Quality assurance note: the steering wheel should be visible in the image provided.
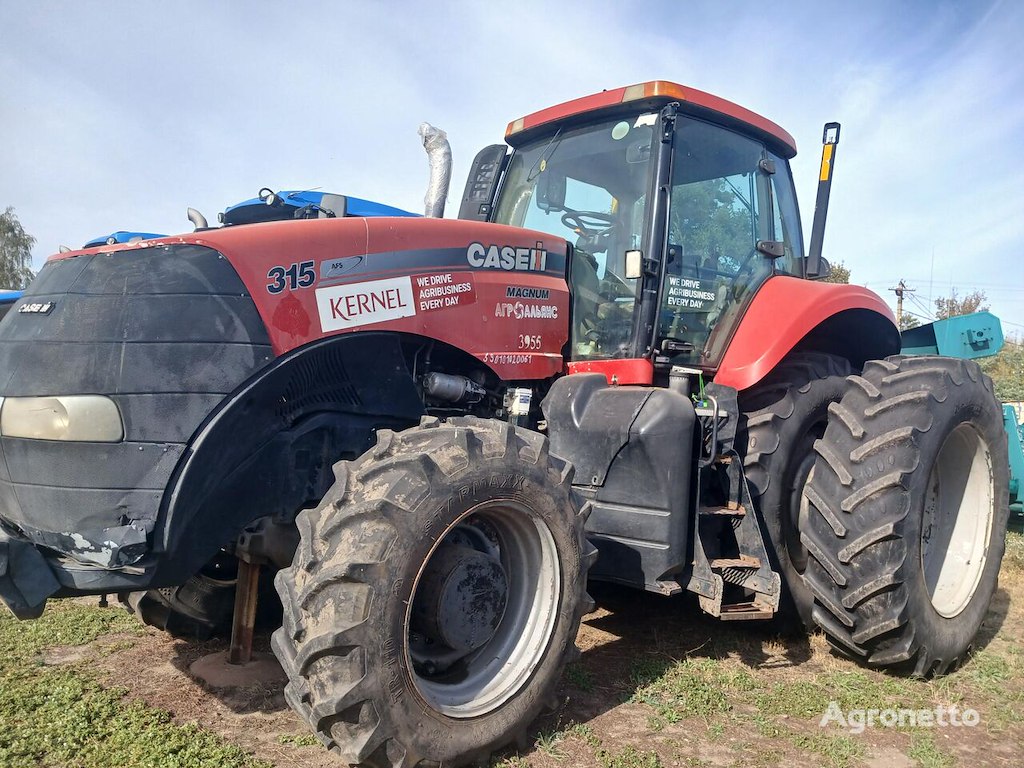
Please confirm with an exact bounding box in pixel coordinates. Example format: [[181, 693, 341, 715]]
[[600, 269, 635, 300], [561, 210, 615, 236]]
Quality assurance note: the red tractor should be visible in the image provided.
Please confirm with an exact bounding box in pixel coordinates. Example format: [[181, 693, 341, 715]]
[[0, 82, 1009, 767]]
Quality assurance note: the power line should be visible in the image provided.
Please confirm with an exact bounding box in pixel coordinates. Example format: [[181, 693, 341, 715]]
[[907, 293, 935, 320], [873, 278, 1024, 292]]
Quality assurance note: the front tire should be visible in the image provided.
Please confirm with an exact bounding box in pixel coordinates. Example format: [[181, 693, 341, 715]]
[[272, 416, 595, 767], [802, 356, 1009, 675]]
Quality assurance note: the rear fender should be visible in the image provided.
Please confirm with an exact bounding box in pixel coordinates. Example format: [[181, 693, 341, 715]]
[[715, 276, 899, 390]]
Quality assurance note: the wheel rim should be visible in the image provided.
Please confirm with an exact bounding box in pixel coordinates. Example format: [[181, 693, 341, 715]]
[[921, 423, 995, 618], [406, 500, 561, 718]]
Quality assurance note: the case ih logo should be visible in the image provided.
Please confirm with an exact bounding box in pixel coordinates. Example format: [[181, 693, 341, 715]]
[[315, 276, 415, 332], [18, 301, 56, 315], [467, 241, 547, 271]]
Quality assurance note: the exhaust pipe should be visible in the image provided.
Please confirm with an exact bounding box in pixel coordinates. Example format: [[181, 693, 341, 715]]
[[419, 122, 452, 218], [187, 207, 209, 231]]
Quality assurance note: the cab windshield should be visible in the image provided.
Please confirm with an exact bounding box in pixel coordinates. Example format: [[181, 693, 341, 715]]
[[493, 114, 657, 359]]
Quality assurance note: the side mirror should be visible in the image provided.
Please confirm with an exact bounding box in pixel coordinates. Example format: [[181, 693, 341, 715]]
[[536, 170, 566, 212], [624, 250, 643, 280], [458, 145, 508, 221], [626, 140, 651, 164]]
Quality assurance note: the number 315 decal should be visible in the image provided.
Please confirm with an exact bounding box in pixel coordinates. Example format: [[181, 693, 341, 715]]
[[267, 261, 315, 294]]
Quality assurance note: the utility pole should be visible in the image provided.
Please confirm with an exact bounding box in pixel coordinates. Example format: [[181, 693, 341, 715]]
[[889, 280, 915, 327]]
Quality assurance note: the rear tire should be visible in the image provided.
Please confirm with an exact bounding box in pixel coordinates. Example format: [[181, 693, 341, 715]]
[[272, 416, 595, 767], [803, 356, 1009, 675], [739, 352, 851, 629]]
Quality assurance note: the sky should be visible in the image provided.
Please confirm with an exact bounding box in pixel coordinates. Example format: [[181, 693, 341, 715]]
[[1, 0, 1022, 335]]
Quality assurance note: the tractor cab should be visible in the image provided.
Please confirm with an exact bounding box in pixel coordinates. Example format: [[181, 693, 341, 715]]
[[465, 82, 805, 372]]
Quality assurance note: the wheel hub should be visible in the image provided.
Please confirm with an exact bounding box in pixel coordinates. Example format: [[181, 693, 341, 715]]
[[411, 544, 508, 653]]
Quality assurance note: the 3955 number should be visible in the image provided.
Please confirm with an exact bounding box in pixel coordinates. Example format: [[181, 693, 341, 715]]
[[267, 261, 315, 294]]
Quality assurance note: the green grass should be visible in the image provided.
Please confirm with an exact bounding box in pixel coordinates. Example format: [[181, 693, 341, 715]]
[[625, 651, 1020, 766], [491, 756, 530, 768], [790, 732, 865, 768], [531, 721, 603, 759], [565, 662, 594, 692], [0, 602, 269, 768], [907, 732, 956, 768], [562, 722, 601, 748], [756, 669, 927, 720], [628, 656, 755, 724], [596, 745, 663, 768], [534, 728, 565, 759], [0, 601, 142, 661], [934, 645, 1024, 731], [276, 732, 320, 747]]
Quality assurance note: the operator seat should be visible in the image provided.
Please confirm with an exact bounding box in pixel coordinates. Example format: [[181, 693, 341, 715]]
[[570, 248, 602, 349]]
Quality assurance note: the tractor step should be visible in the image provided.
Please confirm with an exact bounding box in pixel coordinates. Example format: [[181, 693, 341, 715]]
[[718, 601, 775, 621], [700, 504, 746, 517], [685, 410, 783, 620], [694, 406, 723, 419], [710, 555, 760, 570]]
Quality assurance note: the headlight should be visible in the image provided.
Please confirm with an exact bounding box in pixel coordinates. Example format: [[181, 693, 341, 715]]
[[0, 395, 124, 442]]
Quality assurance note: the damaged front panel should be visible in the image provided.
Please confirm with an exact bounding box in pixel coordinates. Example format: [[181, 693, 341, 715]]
[[0, 244, 272, 582]]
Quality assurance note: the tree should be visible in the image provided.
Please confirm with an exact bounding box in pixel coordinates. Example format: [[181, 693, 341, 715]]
[[899, 313, 921, 331], [823, 261, 850, 284], [934, 288, 988, 319], [980, 337, 1024, 402], [0, 207, 35, 289], [669, 178, 752, 274]]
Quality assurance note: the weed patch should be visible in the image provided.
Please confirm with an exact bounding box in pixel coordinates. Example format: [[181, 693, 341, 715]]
[[596, 744, 663, 768], [907, 731, 956, 768], [565, 662, 594, 692], [790, 732, 864, 768], [629, 656, 754, 724], [0, 603, 268, 768]]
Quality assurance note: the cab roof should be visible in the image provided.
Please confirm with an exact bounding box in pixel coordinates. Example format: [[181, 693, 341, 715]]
[[505, 81, 797, 158]]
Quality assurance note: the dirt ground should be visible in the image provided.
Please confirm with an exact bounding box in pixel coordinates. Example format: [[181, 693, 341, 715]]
[[48, 545, 1024, 768]]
